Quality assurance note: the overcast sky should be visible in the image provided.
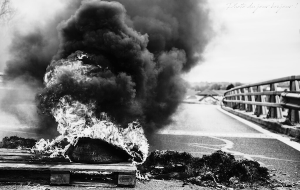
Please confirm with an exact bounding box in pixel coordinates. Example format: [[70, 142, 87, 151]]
[[184, 0, 300, 83], [0, 0, 299, 84]]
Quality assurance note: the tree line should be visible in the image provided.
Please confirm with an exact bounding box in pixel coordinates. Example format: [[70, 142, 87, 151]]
[[191, 82, 243, 91]]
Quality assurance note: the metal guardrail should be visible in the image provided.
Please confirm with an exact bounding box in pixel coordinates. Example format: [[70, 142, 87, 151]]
[[223, 75, 300, 124]]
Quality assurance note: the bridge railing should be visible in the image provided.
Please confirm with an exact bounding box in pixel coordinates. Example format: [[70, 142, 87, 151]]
[[223, 75, 300, 124]]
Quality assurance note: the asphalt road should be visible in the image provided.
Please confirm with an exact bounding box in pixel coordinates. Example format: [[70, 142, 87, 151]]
[[149, 104, 300, 182], [0, 89, 299, 183]]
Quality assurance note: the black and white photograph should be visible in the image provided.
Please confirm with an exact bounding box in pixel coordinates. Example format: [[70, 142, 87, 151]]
[[0, 0, 299, 189]]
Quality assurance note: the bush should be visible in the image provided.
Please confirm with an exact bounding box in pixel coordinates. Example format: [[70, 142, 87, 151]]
[[1, 136, 37, 149]]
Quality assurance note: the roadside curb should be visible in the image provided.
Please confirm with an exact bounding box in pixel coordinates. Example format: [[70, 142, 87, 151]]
[[221, 106, 300, 139]]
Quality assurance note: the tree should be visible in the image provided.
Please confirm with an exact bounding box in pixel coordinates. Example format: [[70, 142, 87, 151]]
[[226, 84, 234, 90], [210, 83, 222, 90], [234, 82, 243, 87], [0, 0, 14, 23]]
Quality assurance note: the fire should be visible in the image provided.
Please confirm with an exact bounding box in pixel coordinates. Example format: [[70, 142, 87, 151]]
[[6, 0, 213, 159], [33, 52, 148, 163]]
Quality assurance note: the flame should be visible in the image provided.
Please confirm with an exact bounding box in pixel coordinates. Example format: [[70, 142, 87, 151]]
[[33, 52, 149, 163]]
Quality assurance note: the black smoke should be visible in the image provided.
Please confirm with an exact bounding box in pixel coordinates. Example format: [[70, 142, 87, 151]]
[[2, 0, 82, 138], [116, 0, 212, 72], [4, 0, 213, 138], [5, 0, 82, 84]]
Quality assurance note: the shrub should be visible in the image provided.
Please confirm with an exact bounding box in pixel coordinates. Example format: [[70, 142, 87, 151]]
[[1, 136, 37, 149]]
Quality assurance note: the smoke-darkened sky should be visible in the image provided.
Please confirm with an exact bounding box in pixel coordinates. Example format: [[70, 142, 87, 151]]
[[0, 0, 214, 137], [1, 0, 299, 83]]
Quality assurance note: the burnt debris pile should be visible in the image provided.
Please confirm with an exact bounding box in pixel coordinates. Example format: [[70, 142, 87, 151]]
[[138, 150, 270, 188]]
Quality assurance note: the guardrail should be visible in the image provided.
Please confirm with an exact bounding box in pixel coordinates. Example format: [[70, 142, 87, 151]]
[[223, 75, 300, 124]]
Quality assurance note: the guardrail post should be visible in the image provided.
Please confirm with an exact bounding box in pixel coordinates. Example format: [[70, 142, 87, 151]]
[[288, 80, 300, 123], [226, 92, 230, 108], [239, 89, 245, 110], [268, 83, 282, 119], [244, 88, 250, 112], [224, 92, 228, 107], [255, 86, 267, 117], [230, 91, 234, 108], [261, 86, 267, 115], [244, 88, 251, 112], [275, 94, 282, 118], [249, 87, 256, 112], [231, 91, 234, 108], [237, 89, 241, 109], [233, 90, 239, 109]]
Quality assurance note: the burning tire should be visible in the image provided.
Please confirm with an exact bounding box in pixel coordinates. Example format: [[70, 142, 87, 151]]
[[65, 137, 132, 163]]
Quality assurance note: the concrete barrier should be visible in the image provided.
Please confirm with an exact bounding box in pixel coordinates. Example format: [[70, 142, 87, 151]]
[[221, 106, 300, 139]]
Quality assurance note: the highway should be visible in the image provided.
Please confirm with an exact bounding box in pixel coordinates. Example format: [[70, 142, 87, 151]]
[[0, 92, 299, 181], [149, 103, 300, 181]]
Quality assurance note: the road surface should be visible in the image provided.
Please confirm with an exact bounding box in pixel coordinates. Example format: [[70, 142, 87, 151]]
[[149, 103, 300, 181]]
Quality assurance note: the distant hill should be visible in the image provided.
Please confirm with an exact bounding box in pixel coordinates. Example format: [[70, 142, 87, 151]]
[[189, 81, 244, 91]]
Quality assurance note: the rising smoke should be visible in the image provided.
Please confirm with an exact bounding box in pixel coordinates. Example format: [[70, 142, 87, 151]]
[[2, 0, 82, 138], [3, 0, 213, 138]]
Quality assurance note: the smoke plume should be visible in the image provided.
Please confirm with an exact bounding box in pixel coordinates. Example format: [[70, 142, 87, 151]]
[[2, 0, 82, 138], [116, 0, 212, 72], [4, 0, 213, 138]]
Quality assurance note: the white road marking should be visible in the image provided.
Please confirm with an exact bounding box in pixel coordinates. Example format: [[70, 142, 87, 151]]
[[158, 131, 300, 166], [188, 137, 300, 167], [189, 151, 215, 155], [158, 130, 274, 139], [157, 106, 300, 168], [217, 106, 300, 152], [188, 143, 222, 151]]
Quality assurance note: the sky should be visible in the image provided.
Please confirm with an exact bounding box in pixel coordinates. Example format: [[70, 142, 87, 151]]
[[184, 0, 300, 83], [0, 0, 299, 84]]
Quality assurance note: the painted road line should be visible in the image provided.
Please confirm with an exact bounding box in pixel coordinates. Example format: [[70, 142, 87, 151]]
[[157, 130, 274, 139], [188, 137, 300, 167], [217, 106, 300, 152]]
